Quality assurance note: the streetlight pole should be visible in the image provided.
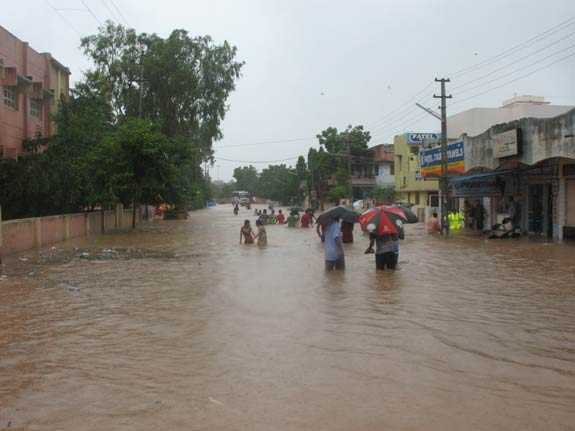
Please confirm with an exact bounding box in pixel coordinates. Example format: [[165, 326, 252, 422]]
[[433, 78, 452, 235]]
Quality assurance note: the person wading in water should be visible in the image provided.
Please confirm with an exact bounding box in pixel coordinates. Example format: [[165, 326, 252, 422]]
[[240, 220, 255, 244]]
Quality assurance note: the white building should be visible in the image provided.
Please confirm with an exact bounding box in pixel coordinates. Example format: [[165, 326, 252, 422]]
[[447, 95, 574, 139], [369, 144, 395, 186]]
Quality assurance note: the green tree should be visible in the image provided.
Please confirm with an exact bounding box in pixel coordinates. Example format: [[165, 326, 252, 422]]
[[233, 165, 259, 194], [371, 185, 396, 205], [314, 125, 372, 203], [307, 147, 333, 210], [326, 185, 348, 205], [81, 21, 243, 162], [211, 180, 237, 201], [0, 89, 113, 220], [90, 118, 172, 227], [257, 164, 300, 205]]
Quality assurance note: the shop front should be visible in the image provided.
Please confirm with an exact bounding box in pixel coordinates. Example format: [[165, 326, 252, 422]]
[[449, 161, 560, 238], [456, 108, 575, 241], [562, 163, 575, 239]]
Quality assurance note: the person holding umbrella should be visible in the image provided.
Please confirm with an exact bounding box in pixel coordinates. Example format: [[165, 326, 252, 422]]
[[365, 230, 400, 270], [323, 216, 345, 271], [316, 206, 358, 244], [359, 205, 416, 271]]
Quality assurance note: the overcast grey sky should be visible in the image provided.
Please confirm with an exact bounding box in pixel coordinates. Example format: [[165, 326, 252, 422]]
[[4, 0, 575, 180]]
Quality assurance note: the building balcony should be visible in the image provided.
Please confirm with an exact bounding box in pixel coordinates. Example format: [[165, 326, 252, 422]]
[[350, 176, 376, 187]]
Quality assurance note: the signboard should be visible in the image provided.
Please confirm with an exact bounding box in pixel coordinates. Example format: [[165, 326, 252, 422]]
[[420, 140, 465, 178], [450, 175, 503, 198], [494, 129, 520, 158], [406, 132, 441, 145]]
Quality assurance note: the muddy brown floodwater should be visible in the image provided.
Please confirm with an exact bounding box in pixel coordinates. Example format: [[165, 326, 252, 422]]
[[1, 205, 575, 430]]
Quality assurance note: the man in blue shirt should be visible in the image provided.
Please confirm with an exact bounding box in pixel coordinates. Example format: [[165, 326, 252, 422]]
[[324, 217, 345, 270]]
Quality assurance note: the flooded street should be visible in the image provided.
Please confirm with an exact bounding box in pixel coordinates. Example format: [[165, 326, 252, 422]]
[[1, 204, 575, 430]]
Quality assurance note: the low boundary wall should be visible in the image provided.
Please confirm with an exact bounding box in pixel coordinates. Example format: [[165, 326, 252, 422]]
[[0, 205, 145, 257]]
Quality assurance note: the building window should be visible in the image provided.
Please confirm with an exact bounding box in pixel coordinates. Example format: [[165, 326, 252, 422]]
[[3, 87, 17, 109], [390, 162, 395, 175], [30, 98, 42, 118], [415, 192, 421, 205]]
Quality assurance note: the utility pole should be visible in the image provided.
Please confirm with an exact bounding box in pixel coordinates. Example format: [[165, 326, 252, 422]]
[[346, 140, 353, 204], [134, 45, 145, 229], [433, 78, 452, 235]]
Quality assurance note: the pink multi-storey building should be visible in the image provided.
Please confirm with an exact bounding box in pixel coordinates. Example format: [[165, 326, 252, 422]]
[[0, 25, 70, 158]]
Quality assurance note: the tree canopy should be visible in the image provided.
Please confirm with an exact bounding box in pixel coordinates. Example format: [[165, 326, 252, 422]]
[[0, 22, 243, 220], [232, 165, 259, 194]]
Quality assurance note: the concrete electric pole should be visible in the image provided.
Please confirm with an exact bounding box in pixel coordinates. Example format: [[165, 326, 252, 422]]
[[433, 78, 452, 235], [346, 140, 353, 204]]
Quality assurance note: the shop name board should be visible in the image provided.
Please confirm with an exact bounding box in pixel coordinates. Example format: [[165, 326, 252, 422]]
[[450, 176, 503, 198], [420, 140, 465, 178], [494, 129, 520, 158], [406, 132, 441, 145]]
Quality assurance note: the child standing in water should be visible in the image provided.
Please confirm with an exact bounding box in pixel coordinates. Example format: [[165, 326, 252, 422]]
[[255, 219, 268, 247], [240, 220, 255, 244]]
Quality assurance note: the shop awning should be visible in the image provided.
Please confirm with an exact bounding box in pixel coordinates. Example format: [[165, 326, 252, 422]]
[[449, 170, 511, 197]]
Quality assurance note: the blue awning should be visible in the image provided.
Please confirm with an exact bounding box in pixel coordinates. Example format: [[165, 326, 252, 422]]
[[449, 170, 512, 184], [449, 170, 511, 197]]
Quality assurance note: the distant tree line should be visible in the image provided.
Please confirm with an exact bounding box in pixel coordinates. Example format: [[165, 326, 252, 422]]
[[210, 125, 377, 208], [0, 22, 243, 221]]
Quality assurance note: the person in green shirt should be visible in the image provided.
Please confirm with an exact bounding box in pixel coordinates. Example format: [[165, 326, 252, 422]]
[[287, 211, 299, 228]]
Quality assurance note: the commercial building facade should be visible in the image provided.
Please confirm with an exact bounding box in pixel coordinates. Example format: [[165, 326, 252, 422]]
[[450, 107, 575, 240], [447, 95, 574, 139], [0, 25, 70, 158], [393, 96, 575, 223], [394, 133, 440, 216]]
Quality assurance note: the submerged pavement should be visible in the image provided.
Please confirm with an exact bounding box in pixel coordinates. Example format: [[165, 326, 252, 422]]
[[1, 204, 575, 430]]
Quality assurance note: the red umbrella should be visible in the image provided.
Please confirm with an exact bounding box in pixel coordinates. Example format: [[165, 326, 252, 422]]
[[358, 206, 407, 236]]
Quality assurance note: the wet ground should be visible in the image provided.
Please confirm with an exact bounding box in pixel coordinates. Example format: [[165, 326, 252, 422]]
[[1, 204, 575, 430]]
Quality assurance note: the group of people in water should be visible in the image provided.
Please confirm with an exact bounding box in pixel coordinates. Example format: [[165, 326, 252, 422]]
[[237, 204, 401, 272]]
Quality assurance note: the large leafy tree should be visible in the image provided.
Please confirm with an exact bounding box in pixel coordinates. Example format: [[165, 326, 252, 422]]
[[0, 90, 113, 219], [257, 164, 300, 205], [211, 180, 237, 201], [80, 22, 243, 212], [81, 22, 243, 160], [312, 125, 372, 204], [307, 147, 332, 209], [233, 165, 259, 194], [89, 118, 173, 227], [0, 23, 242, 220]]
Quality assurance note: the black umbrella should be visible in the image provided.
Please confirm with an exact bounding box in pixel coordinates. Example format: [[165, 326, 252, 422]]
[[396, 205, 418, 223], [317, 206, 358, 226]]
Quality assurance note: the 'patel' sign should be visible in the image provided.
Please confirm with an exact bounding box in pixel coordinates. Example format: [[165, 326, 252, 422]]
[[406, 132, 441, 145]]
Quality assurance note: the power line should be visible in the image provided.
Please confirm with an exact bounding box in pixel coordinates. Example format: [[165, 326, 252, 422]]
[[216, 137, 315, 148], [81, 0, 103, 25], [372, 44, 575, 141], [451, 16, 575, 78], [216, 155, 301, 164], [459, 43, 575, 96], [109, 0, 130, 26], [366, 81, 435, 130], [368, 17, 575, 140], [100, 0, 121, 23], [45, 0, 82, 36], [452, 50, 575, 107], [453, 33, 575, 93]]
